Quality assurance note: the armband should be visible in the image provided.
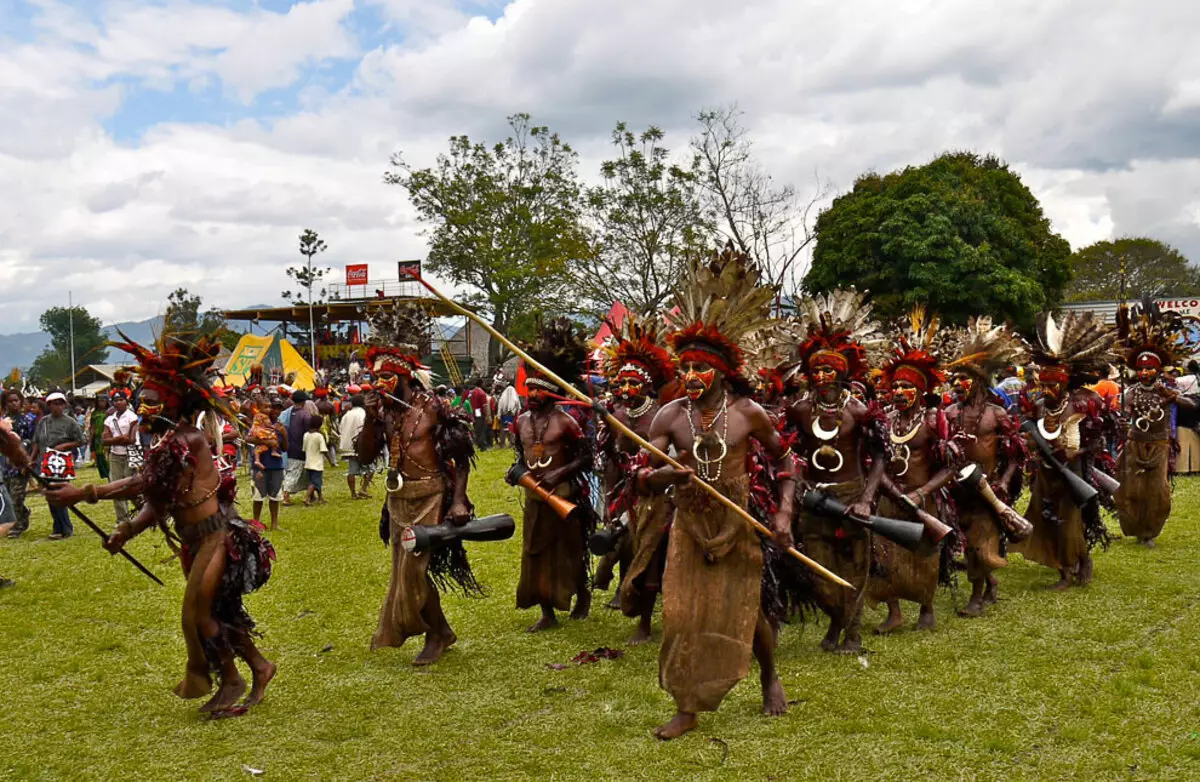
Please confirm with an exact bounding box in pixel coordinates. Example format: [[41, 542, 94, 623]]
[[85, 484, 100, 504], [776, 471, 794, 480]]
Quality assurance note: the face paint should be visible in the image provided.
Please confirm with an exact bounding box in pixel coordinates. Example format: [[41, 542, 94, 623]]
[[616, 376, 645, 402], [375, 372, 400, 395], [812, 365, 839, 390], [682, 362, 717, 400], [891, 380, 919, 411], [1040, 381, 1065, 403], [951, 373, 974, 402], [1137, 366, 1158, 386]]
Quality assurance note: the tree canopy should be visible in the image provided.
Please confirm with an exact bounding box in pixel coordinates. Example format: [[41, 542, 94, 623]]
[[29, 305, 108, 386], [571, 122, 710, 317], [386, 114, 589, 367], [1064, 237, 1200, 302], [804, 152, 1072, 327], [164, 288, 242, 349]]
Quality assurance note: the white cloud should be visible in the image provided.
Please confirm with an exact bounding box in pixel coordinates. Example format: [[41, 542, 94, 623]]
[[1, 0, 1199, 338]]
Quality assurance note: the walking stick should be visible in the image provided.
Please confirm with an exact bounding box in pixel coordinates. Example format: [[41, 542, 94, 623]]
[[403, 272, 853, 589], [32, 472, 165, 586]]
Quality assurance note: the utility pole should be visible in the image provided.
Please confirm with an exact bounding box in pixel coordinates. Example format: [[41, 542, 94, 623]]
[[68, 290, 77, 393]]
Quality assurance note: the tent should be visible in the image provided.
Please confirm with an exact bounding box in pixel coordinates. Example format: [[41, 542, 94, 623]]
[[222, 333, 316, 391]]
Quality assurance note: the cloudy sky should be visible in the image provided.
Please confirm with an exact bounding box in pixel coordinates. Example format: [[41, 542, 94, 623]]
[[1, 0, 1197, 334]]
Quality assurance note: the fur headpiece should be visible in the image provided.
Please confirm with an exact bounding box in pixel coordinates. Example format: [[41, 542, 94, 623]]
[[1117, 296, 1195, 370], [945, 316, 1030, 385], [110, 331, 232, 421], [879, 305, 951, 392], [796, 288, 883, 382], [666, 242, 778, 382], [366, 302, 433, 390], [1030, 310, 1118, 384], [599, 313, 675, 392], [524, 317, 588, 394]]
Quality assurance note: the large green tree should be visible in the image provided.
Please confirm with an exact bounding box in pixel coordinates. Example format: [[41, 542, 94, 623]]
[[386, 114, 588, 367], [1064, 237, 1200, 302], [572, 122, 710, 317], [29, 305, 108, 386], [804, 152, 1072, 327]]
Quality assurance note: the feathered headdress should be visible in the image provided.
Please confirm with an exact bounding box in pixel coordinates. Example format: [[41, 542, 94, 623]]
[[879, 305, 952, 392], [666, 242, 778, 382], [110, 331, 232, 421], [742, 318, 805, 399], [1117, 296, 1195, 370], [524, 317, 588, 394], [944, 316, 1029, 385], [599, 312, 675, 392], [796, 288, 883, 382], [366, 302, 434, 390], [1030, 310, 1118, 384]]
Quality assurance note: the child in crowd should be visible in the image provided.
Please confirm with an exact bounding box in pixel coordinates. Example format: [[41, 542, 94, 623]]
[[302, 414, 333, 506]]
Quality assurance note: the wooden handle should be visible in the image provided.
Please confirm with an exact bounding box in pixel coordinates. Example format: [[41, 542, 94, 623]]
[[405, 272, 853, 589]]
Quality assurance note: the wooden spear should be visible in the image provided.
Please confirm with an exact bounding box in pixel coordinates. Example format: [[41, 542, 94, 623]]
[[405, 273, 853, 589]]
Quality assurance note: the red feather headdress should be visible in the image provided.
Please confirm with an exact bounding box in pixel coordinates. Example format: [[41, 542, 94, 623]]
[[879, 305, 951, 392], [599, 313, 675, 391], [109, 331, 232, 420], [796, 289, 882, 383], [666, 243, 778, 385]]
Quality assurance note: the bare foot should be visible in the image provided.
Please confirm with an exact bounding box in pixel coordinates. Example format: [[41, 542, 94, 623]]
[[527, 614, 559, 633], [628, 626, 652, 646], [873, 612, 903, 635], [605, 594, 621, 610], [412, 631, 458, 666], [199, 675, 247, 713], [1048, 577, 1070, 592], [654, 711, 699, 740], [569, 591, 591, 621], [820, 624, 840, 652], [1077, 557, 1094, 586], [915, 607, 935, 631], [982, 581, 999, 605], [957, 598, 984, 618], [173, 670, 212, 700], [243, 661, 277, 707], [836, 636, 862, 655], [1140, 538, 1157, 549], [762, 678, 788, 717]]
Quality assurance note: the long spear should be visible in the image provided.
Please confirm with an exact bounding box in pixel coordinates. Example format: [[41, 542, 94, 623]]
[[404, 273, 853, 589], [31, 472, 165, 586]]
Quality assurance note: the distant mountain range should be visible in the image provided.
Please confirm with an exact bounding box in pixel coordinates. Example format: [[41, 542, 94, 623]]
[[0, 308, 270, 374]]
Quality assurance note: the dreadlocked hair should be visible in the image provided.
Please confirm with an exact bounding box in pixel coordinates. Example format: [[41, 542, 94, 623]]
[[522, 317, 588, 393]]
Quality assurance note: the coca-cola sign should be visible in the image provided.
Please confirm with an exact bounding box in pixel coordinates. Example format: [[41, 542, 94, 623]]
[[345, 264, 369, 285]]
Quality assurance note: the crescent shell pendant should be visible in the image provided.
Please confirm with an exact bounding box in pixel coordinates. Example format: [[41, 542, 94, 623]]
[[812, 416, 840, 442]]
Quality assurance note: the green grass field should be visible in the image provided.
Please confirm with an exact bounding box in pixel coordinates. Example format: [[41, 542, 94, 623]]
[[2, 449, 1200, 780]]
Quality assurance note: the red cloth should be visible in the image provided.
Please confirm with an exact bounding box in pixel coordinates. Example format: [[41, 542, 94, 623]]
[[469, 387, 489, 414]]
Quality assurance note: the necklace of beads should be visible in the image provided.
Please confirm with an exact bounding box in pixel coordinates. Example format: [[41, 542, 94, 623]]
[[687, 393, 729, 483]]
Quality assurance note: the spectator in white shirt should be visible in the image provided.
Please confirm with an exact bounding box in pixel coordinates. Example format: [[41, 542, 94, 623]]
[[339, 395, 373, 499], [102, 393, 140, 525]]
